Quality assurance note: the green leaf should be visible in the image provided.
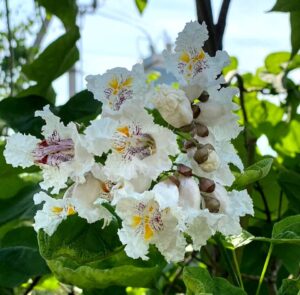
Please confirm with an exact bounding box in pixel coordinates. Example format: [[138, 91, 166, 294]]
[[0, 185, 39, 226], [56, 90, 102, 125], [0, 95, 49, 136], [22, 27, 80, 97], [278, 276, 300, 295], [272, 215, 300, 242], [254, 215, 300, 245], [221, 230, 254, 250], [291, 11, 300, 56], [271, 0, 300, 12], [38, 215, 165, 289], [0, 227, 49, 288], [278, 170, 300, 214], [135, 0, 148, 14], [265, 52, 290, 74], [183, 267, 246, 295], [37, 0, 78, 29], [232, 158, 273, 190]]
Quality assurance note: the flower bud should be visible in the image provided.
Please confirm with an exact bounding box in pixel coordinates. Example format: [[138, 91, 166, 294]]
[[193, 146, 209, 164], [167, 175, 180, 187], [193, 122, 209, 137], [177, 163, 193, 177], [151, 84, 193, 128], [199, 177, 215, 193], [180, 123, 194, 133], [191, 104, 201, 119], [183, 139, 196, 150], [198, 91, 209, 102], [199, 149, 220, 172], [202, 195, 220, 213]]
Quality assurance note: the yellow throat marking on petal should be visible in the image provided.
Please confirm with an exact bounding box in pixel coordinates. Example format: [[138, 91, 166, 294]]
[[52, 206, 63, 214], [193, 50, 205, 62], [144, 223, 154, 240], [67, 206, 76, 216], [179, 51, 190, 63], [132, 215, 142, 227], [117, 126, 130, 137], [109, 77, 120, 92], [122, 76, 133, 88]]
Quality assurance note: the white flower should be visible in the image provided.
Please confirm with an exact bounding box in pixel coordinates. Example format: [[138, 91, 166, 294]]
[[65, 173, 113, 226], [177, 151, 234, 187], [33, 192, 76, 236], [86, 64, 147, 114], [150, 84, 193, 128], [195, 86, 243, 141], [115, 187, 186, 262], [163, 22, 230, 98], [4, 106, 94, 194], [201, 184, 254, 236], [85, 102, 179, 182]]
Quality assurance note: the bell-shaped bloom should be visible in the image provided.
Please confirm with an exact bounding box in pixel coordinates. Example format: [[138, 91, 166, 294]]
[[163, 21, 230, 99], [86, 64, 147, 114], [85, 102, 179, 182], [4, 106, 94, 194], [194, 86, 243, 141], [115, 184, 186, 262], [149, 84, 193, 128]]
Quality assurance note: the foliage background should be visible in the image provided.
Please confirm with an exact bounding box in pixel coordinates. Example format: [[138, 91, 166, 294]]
[[0, 0, 300, 294]]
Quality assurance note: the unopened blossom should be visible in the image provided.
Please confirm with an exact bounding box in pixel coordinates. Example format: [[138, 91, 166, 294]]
[[85, 102, 179, 181], [149, 84, 193, 128], [163, 21, 230, 100], [115, 184, 186, 262], [86, 64, 147, 114], [4, 105, 94, 194]]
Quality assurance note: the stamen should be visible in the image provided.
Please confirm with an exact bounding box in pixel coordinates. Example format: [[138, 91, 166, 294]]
[[32, 130, 74, 167]]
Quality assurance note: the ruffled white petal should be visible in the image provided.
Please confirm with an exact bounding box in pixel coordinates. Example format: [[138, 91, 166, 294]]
[[4, 133, 39, 168]]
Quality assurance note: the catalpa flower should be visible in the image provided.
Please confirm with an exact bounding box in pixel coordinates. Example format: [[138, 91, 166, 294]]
[[86, 64, 147, 114], [85, 102, 179, 181], [33, 173, 115, 235], [194, 86, 243, 141], [4, 106, 94, 194], [33, 192, 76, 236], [115, 183, 186, 262], [163, 21, 229, 100]]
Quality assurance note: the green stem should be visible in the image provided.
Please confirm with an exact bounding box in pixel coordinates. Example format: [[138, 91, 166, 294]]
[[232, 250, 244, 290], [255, 243, 273, 295], [216, 237, 240, 287]]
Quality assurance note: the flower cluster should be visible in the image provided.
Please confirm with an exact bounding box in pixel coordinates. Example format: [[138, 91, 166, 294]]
[[4, 21, 253, 262]]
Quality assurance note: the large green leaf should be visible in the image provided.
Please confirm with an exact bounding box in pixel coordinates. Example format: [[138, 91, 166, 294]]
[[183, 267, 246, 295], [278, 276, 300, 295], [38, 215, 165, 289], [231, 158, 273, 190], [37, 0, 78, 29], [0, 95, 49, 136], [0, 227, 49, 288], [56, 90, 102, 125], [271, 0, 300, 12], [22, 27, 80, 96], [0, 184, 40, 226]]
